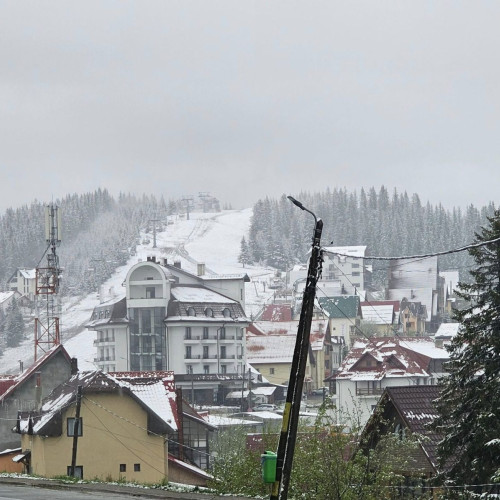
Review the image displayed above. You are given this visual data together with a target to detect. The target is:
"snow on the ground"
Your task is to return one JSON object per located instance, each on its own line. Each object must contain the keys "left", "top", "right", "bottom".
{"left": 1, "top": 209, "right": 277, "bottom": 374}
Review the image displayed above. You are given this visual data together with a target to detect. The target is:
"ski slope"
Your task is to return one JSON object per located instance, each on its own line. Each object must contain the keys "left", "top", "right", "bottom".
{"left": 1, "top": 209, "right": 277, "bottom": 374}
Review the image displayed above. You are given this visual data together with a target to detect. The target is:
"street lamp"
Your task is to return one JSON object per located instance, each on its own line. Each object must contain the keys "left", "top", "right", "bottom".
{"left": 271, "top": 197, "right": 323, "bottom": 500}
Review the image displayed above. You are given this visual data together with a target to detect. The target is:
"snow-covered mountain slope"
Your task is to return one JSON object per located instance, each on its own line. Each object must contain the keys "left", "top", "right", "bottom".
{"left": 1, "top": 209, "right": 277, "bottom": 374}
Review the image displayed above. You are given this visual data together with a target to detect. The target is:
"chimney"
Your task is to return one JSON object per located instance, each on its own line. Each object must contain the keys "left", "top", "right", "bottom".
{"left": 163, "top": 258, "right": 168, "bottom": 266}
{"left": 435, "top": 338, "right": 444, "bottom": 349}
{"left": 19, "top": 360, "right": 23, "bottom": 374}
{"left": 71, "top": 357, "right": 79, "bottom": 375}
{"left": 197, "top": 263, "right": 206, "bottom": 276}
{"left": 174, "top": 261, "right": 181, "bottom": 269}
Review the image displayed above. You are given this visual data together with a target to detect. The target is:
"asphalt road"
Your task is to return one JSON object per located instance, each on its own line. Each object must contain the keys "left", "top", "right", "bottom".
{"left": 0, "top": 477, "right": 255, "bottom": 500}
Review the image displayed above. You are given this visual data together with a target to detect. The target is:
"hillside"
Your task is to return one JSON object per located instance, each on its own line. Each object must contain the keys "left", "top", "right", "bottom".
{"left": 0, "top": 208, "right": 277, "bottom": 374}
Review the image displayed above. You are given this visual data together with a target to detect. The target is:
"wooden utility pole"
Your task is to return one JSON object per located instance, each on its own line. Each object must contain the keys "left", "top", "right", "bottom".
{"left": 270, "top": 197, "right": 323, "bottom": 500}
{"left": 70, "top": 385, "right": 83, "bottom": 477}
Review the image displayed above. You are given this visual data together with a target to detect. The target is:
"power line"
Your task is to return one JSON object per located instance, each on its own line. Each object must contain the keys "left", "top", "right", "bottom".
{"left": 322, "top": 235, "right": 500, "bottom": 261}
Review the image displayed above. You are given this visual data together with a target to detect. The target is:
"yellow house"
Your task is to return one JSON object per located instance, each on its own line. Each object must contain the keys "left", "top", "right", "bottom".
{"left": 16, "top": 371, "right": 175, "bottom": 483}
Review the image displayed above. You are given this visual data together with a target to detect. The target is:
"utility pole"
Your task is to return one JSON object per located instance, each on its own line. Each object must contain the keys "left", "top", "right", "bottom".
{"left": 70, "top": 385, "right": 83, "bottom": 477}
{"left": 270, "top": 197, "right": 323, "bottom": 500}
{"left": 149, "top": 218, "right": 160, "bottom": 248}
{"left": 181, "top": 197, "right": 193, "bottom": 220}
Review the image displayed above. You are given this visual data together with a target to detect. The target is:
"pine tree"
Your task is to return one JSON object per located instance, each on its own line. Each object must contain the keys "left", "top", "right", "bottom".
{"left": 434, "top": 209, "right": 500, "bottom": 489}
{"left": 5, "top": 297, "right": 24, "bottom": 348}
{"left": 238, "top": 237, "right": 251, "bottom": 268}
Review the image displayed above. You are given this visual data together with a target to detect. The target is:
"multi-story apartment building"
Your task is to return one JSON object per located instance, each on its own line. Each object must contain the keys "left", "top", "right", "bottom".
{"left": 320, "top": 246, "right": 369, "bottom": 296}
{"left": 87, "top": 257, "right": 250, "bottom": 404}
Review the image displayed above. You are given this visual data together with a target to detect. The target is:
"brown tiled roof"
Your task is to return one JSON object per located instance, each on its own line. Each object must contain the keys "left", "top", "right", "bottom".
{"left": 385, "top": 385, "right": 441, "bottom": 470}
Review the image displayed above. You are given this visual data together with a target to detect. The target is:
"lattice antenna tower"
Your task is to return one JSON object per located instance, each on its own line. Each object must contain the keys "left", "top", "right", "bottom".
{"left": 34, "top": 204, "right": 62, "bottom": 361}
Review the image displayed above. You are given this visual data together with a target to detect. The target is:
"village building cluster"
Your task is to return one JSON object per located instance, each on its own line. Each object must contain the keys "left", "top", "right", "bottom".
{"left": 0, "top": 245, "right": 463, "bottom": 487}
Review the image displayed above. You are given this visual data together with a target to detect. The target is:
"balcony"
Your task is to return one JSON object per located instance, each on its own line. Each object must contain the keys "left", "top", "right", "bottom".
{"left": 184, "top": 354, "right": 202, "bottom": 360}
{"left": 356, "top": 387, "right": 383, "bottom": 396}
{"left": 93, "top": 338, "right": 115, "bottom": 345}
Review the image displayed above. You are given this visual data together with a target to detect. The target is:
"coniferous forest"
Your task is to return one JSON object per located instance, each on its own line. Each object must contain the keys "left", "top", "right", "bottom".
{"left": 0, "top": 189, "right": 178, "bottom": 296}
{"left": 247, "top": 187, "right": 496, "bottom": 285}
{"left": 0, "top": 186, "right": 495, "bottom": 298}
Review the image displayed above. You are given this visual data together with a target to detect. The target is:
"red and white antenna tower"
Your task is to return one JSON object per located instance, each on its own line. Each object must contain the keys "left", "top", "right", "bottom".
{"left": 34, "top": 204, "right": 62, "bottom": 361}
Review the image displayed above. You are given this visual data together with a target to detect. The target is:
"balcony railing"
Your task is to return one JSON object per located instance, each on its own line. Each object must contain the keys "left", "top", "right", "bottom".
{"left": 185, "top": 354, "right": 202, "bottom": 359}
{"left": 356, "top": 387, "right": 383, "bottom": 396}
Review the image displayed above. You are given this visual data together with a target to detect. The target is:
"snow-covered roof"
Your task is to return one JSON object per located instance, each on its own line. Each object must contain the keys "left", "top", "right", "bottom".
{"left": 334, "top": 336, "right": 449, "bottom": 381}
{"left": 435, "top": 322, "right": 460, "bottom": 338}
{"left": 171, "top": 286, "right": 236, "bottom": 304}
{"left": 203, "top": 414, "right": 258, "bottom": 428}
{"left": 17, "top": 370, "right": 180, "bottom": 435}
{"left": 19, "top": 269, "right": 36, "bottom": 280}
{"left": 323, "top": 246, "right": 367, "bottom": 258}
{"left": 360, "top": 304, "right": 395, "bottom": 325}
{"left": 246, "top": 335, "right": 296, "bottom": 364}
{"left": 0, "top": 291, "right": 15, "bottom": 304}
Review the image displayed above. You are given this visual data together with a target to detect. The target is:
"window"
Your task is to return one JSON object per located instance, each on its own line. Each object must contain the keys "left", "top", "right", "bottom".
{"left": 187, "top": 307, "right": 196, "bottom": 316}
{"left": 134, "top": 463, "right": 141, "bottom": 472}
{"left": 352, "top": 263, "right": 360, "bottom": 269}
{"left": 186, "top": 365, "right": 193, "bottom": 374}
{"left": 120, "top": 464, "right": 126, "bottom": 472}
{"left": 185, "top": 327, "right": 191, "bottom": 340}
{"left": 203, "top": 346, "right": 209, "bottom": 359}
{"left": 203, "top": 327, "right": 209, "bottom": 339}
{"left": 222, "top": 308, "right": 231, "bottom": 318}
{"left": 270, "top": 367, "right": 275, "bottom": 375}
{"left": 205, "top": 307, "right": 213, "bottom": 317}
{"left": 352, "top": 272, "right": 360, "bottom": 277}
{"left": 220, "top": 365, "right": 227, "bottom": 374}
{"left": 67, "top": 466, "right": 83, "bottom": 478}
{"left": 203, "top": 365, "right": 210, "bottom": 374}
{"left": 219, "top": 327, "right": 226, "bottom": 339}
{"left": 220, "top": 346, "right": 226, "bottom": 359}
{"left": 67, "top": 417, "right": 83, "bottom": 437}
{"left": 185, "top": 346, "right": 192, "bottom": 359}
{"left": 146, "top": 287, "right": 155, "bottom": 298}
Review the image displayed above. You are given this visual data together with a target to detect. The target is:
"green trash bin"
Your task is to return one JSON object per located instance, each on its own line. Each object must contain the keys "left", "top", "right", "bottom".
{"left": 261, "top": 450, "right": 277, "bottom": 483}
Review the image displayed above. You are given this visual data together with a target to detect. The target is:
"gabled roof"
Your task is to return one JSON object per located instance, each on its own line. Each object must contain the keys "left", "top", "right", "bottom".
{"left": 0, "top": 344, "right": 72, "bottom": 403}
{"left": 17, "top": 370, "right": 177, "bottom": 436}
{"left": 334, "top": 337, "right": 449, "bottom": 381}
{"left": 318, "top": 295, "right": 361, "bottom": 319}
{"left": 380, "top": 385, "right": 441, "bottom": 471}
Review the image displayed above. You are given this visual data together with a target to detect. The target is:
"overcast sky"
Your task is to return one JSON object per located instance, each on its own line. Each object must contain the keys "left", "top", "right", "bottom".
{"left": 1, "top": 1, "right": 500, "bottom": 213}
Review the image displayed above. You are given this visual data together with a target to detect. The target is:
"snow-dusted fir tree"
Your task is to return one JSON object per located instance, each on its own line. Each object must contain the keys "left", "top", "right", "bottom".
{"left": 434, "top": 209, "right": 500, "bottom": 489}
{"left": 238, "top": 237, "right": 250, "bottom": 268}
{"left": 5, "top": 297, "right": 24, "bottom": 348}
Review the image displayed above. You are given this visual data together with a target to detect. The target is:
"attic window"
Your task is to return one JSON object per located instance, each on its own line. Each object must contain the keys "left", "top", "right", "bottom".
{"left": 222, "top": 308, "right": 232, "bottom": 318}
{"left": 205, "top": 308, "right": 214, "bottom": 317}
{"left": 187, "top": 307, "right": 196, "bottom": 317}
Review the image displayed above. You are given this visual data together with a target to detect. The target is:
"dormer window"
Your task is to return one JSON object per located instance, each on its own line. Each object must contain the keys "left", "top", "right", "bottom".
{"left": 187, "top": 307, "right": 196, "bottom": 317}
{"left": 205, "top": 308, "right": 214, "bottom": 318}
{"left": 222, "top": 308, "right": 231, "bottom": 318}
